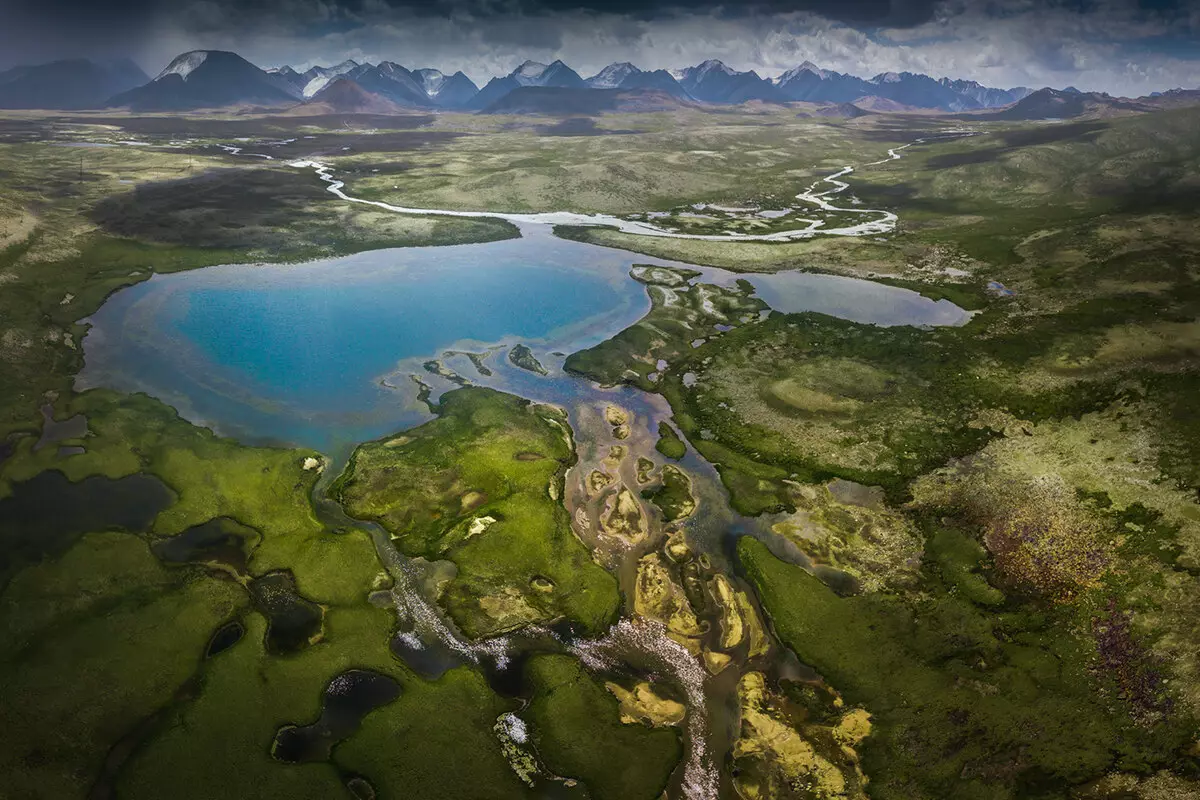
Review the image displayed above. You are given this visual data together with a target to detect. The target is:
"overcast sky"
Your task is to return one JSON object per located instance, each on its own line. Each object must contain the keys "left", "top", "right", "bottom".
{"left": 2, "top": 0, "right": 1198, "bottom": 95}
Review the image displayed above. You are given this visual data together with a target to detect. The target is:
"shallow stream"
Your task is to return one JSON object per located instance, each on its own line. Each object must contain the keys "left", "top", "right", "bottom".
{"left": 75, "top": 140, "right": 973, "bottom": 799}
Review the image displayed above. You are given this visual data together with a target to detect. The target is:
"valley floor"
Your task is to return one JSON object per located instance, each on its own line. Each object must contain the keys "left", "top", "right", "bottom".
{"left": 1, "top": 103, "right": 1199, "bottom": 800}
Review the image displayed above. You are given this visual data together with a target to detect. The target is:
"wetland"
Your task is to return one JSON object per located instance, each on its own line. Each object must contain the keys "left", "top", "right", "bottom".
{"left": 4, "top": 104, "right": 1200, "bottom": 800}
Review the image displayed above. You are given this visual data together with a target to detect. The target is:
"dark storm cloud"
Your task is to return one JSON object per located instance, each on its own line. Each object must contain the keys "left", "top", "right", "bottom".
{"left": 2, "top": 0, "right": 1198, "bottom": 94}
{"left": 2, "top": 0, "right": 944, "bottom": 34}
{"left": 0, "top": 0, "right": 941, "bottom": 69}
{"left": 0, "top": 0, "right": 159, "bottom": 66}
{"left": 374, "top": 0, "right": 943, "bottom": 27}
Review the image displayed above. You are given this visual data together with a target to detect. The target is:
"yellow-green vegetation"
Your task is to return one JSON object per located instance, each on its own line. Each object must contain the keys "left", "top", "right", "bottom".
{"left": 731, "top": 671, "right": 870, "bottom": 800}
{"left": 635, "top": 535, "right": 769, "bottom": 671}
{"left": 118, "top": 607, "right": 392, "bottom": 799}
{"left": 910, "top": 403, "right": 1200, "bottom": 716}
{"left": 605, "top": 680, "right": 687, "bottom": 727}
{"left": 347, "top": 107, "right": 908, "bottom": 215}
{"left": 657, "top": 315, "right": 998, "bottom": 514}
{"left": 641, "top": 463, "right": 697, "bottom": 521}
{"left": 0, "top": 532, "right": 245, "bottom": 799}
{"left": 1074, "top": 770, "right": 1200, "bottom": 799}
{"left": 7, "top": 101, "right": 1200, "bottom": 800}
{"left": 0, "top": 388, "right": 532, "bottom": 800}
{"left": 335, "top": 667, "right": 530, "bottom": 799}
{"left": 771, "top": 479, "right": 924, "bottom": 593}
{"left": 635, "top": 552, "right": 709, "bottom": 652}
{"left": 739, "top": 537, "right": 1198, "bottom": 799}
{"left": 556, "top": 225, "right": 908, "bottom": 278}
{"left": 0, "top": 386, "right": 405, "bottom": 797}
{"left": 565, "top": 266, "right": 766, "bottom": 390}
{"left": 1, "top": 390, "right": 381, "bottom": 605}
{"left": 118, "top": 603, "right": 533, "bottom": 799}
{"left": 334, "top": 387, "right": 619, "bottom": 637}
{"left": 655, "top": 421, "right": 687, "bottom": 460}
{"left": 523, "top": 654, "right": 682, "bottom": 800}
{"left": 653, "top": 111, "right": 1200, "bottom": 791}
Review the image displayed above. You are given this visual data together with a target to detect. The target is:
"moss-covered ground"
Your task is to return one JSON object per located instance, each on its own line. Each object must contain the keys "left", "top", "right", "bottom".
{"left": 523, "top": 654, "right": 683, "bottom": 800}
{"left": 5, "top": 103, "right": 1200, "bottom": 799}
{"left": 740, "top": 536, "right": 1198, "bottom": 799}
{"left": 655, "top": 421, "right": 687, "bottom": 460}
{"left": 555, "top": 104, "right": 1200, "bottom": 795}
{"left": 334, "top": 387, "right": 619, "bottom": 638}
{"left": 565, "top": 265, "right": 766, "bottom": 390}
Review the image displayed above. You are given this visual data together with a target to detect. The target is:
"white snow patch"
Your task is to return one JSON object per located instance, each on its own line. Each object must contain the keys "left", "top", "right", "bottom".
{"left": 587, "top": 62, "right": 638, "bottom": 88}
{"left": 156, "top": 51, "right": 208, "bottom": 82}
{"left": 513, "top": 60, "right": 548, "bottom": 85}
{"left": 302, "top": 75, "right": 334, "bottom": 98}
{"left": 416, "top": 69, "right": 446, "bottom": 97}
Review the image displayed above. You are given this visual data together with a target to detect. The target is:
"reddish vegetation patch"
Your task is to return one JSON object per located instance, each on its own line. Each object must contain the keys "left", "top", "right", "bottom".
{"left": 968, "top": 477, "right": 1114, "bottom": 601}
{"left": 983, "top": 505, "right": 1111, "bottom": 600}
{"left": 1090, "top": 598, "right": 1173, "bottom": 723}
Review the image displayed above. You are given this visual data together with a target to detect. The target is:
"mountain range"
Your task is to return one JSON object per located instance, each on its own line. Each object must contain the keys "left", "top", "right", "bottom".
{"left": 108, "top": 51, "right": 297, "bottom": 111}
{"left": 0, "top": 50, "right": 1150, "bottom": 117}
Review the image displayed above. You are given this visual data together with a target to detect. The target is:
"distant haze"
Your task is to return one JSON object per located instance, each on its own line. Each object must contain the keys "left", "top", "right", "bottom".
{"left": 2, "top": 0, "right": 1199, "bottom": 96}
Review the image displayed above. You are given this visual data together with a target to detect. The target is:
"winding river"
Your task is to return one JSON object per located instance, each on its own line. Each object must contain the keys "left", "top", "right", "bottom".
{"left": 80, "top": 129, "right": 976, "bottom": 799}
{"left": 286, "top": 129, "right": 976, "bottom": 242}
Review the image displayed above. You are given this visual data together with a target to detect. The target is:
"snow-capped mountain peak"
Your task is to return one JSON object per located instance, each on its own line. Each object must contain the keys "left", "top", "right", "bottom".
{"left": 375, "top": 61, "right": 410, "bottom": 78}
{"left": 513, "top": 60, "right": 549, "bottom": 85}
{"left": 586, "top": 62, "right": 640, "bottom": 88}
{"left": 775, "top": 60, "right": 830, "bottom": 85}
{"left": 301, "top": 59, "right": 363, "bottom": 98}
{"left": 414, "top": 68, "right": 446, "bottom": 97}
{"left": 695, "top": 59, "right": 735, "bottom": 77}
{"left": 156, "top": 51, "right": 208, "bottom": 82}
{"left": 873, "top": 71, "right": 903, "bottom": 84}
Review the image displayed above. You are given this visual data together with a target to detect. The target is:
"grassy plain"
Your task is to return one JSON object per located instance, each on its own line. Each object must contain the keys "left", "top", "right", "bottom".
{"left": 346, "top": 107, "right": 907, "bottom": 214}
{"left": 4, "top": 101, "right": 1200, "bottom": 799}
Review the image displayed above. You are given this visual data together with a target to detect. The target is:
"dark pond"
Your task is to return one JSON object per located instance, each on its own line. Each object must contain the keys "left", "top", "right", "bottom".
{"left": 249, "top": 570, "right": 324, "bottom": 654}
{"left": 272, "top": 669, "right": 401, "bottom": 763}
{"left": 206, "top": 620, "right": 246, "bottom": 657}
{"left": 0, "top": 470, "right": 172, "bottom": 582}
{"left": 152, "top": 516, "right": 257, "bottom": 572}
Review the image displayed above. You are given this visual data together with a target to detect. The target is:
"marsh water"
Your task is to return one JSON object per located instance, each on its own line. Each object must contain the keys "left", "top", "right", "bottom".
{"left": 79, "top": 226, "right": 968, "bottom": 454}
{"left": 75, "top": 220, "right": 971, "bottom": 799}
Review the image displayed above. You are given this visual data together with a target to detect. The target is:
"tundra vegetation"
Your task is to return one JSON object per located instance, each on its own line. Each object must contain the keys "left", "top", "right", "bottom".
{"left": 333, "top": 387, "right": 620, "bottom": 638}
{"left": 1, "top": 103, "right": 1199, "bottom": 799}
{"left": 566, "top": 105, "right": 1200, "bottom": 797}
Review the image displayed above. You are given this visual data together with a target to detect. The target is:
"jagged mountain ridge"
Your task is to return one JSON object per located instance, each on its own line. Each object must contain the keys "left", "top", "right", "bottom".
{"left": 0, "top": 49, "right": 1138, "bottom": 114}
{"left": 676, "top": 60, "right": 781, "bottom": 103}
{"left": 106, "top": 50, "right": 297, "bottom": 111}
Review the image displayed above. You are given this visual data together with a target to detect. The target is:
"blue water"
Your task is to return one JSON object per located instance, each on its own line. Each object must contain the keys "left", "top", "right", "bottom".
{"left": 175, "top": 264, "right": 619, "bottom": 404}
{"left": 79, "top": 230, "right": 971, "bottom": 453}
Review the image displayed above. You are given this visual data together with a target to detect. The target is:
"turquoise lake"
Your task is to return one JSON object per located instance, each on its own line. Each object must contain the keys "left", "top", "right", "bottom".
{"left": 79, "top": 230, "right": 972, "bottom": 452}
